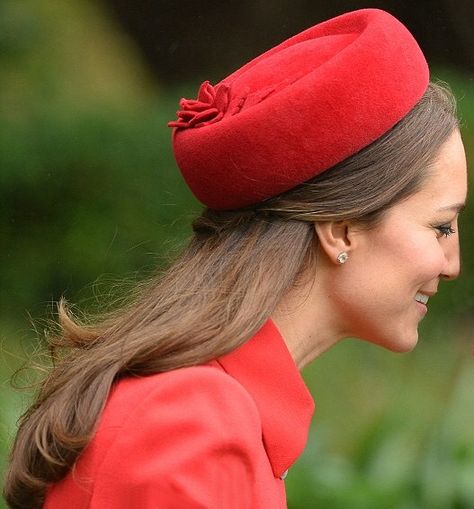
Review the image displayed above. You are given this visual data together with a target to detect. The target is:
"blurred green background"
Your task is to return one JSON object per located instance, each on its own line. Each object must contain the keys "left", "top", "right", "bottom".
{"left": 1, "top": 1, "right": 473, "bottom": 507}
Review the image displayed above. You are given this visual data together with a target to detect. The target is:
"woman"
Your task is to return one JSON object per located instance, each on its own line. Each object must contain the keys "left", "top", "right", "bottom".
{"left": 4, "top": 8, "right": 468, "bottom": 509}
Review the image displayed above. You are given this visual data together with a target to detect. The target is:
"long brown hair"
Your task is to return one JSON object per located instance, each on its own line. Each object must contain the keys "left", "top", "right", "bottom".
{"left": 4, "top": 82, "right": 458, "bottom": 508}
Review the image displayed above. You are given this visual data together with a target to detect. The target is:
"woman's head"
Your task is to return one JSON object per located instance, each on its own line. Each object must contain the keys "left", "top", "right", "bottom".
{"left": 309, "top": 128, "right": 466, "bottom": 354}
{"left": 198, "top": 82, "right": 465, "bottom": 357}
{"left": 168, "top": 9, "right": 465, "bottom": 357}
{"left": 167, "top": 10, "right": 464, "bottom": 359}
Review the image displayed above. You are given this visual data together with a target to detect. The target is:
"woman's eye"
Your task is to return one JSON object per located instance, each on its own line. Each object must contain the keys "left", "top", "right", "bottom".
{"left": 435, "top": 224, "right": 456, "bottom": 238}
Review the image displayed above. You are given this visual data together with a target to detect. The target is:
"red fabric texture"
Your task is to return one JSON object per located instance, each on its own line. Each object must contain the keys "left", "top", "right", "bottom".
{"left": 44, "top": 320, "right": 315, "bottom": 508}
{"left": 169, "top": 8, "right": 429, "bottom": 210}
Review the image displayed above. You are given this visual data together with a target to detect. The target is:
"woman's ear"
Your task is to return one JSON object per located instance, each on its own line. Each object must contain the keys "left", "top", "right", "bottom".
{"left": 314, "top": 221, "right": 354, "bottom": 265}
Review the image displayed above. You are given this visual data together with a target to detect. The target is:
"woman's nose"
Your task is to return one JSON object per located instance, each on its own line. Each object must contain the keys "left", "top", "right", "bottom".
{"left": 441, "top": 238, "right": 461, "bottom": 281}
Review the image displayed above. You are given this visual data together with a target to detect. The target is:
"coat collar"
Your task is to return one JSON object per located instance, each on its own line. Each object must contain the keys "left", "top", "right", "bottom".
{"left": 214, "top": 319, "right": 315, "bottom": 478}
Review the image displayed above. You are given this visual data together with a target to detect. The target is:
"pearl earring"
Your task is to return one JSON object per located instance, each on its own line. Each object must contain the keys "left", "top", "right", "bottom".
{"left": 337, "top": 252, "right": 348, "bottom": 264}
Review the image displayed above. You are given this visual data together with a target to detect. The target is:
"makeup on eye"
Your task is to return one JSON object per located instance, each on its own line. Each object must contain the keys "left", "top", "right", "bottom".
{"left": 430, "top": 206, "right": 463, "bottom": 238}
{"left": 434, "top": 224, "right": 456, "bottom": 238}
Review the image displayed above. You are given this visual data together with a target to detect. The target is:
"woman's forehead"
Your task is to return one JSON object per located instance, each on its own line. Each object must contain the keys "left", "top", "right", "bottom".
{"left": 424, "top": 131, "right": 467, "bottom": 200}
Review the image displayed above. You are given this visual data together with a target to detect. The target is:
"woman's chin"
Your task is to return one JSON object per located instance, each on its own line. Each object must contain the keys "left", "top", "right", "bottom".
{"left": 359, "top": 330, "right": 419, "bottom": 353}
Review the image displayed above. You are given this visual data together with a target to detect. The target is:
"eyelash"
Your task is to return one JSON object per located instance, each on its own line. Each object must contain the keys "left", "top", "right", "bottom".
{"left": 435, "top": 224, "right": 456, "bottom": 238}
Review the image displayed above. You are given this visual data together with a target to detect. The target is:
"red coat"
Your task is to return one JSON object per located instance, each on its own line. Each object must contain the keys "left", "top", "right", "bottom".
{"left": 44, "top": 320, "right": 315, "bottom": 508}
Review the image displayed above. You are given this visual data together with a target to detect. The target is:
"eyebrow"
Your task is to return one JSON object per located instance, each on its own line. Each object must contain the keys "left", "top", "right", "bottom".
{"left": 437, "top": 203, "right": 466, "bottom": 213}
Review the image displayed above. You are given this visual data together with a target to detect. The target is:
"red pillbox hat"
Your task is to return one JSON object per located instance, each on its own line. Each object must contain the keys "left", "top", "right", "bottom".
{"left": 169, "top": 8, "right": 429, "bottom": 210}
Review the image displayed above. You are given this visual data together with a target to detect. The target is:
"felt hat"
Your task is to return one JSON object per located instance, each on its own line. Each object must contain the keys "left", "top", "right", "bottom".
{"left": 169, "top": 8, "right": 429, "bottom": 210}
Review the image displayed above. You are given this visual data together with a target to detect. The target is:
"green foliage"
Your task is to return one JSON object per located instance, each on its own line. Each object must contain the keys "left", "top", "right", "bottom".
{"left": 1, "top": 95, "right": 201, "bottom": 323}
{"left": 286, "top": 337, "right": 474, "bottom": 509}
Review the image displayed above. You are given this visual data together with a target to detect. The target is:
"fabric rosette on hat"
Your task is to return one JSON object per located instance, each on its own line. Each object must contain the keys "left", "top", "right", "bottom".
{"left": 169, "top": 8, "right": 429, "bottom": 210}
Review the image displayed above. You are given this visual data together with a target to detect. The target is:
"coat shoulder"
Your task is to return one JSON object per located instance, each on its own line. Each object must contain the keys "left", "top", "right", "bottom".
{"left": 104, "top": 363, "right": 260, "bottom": 430}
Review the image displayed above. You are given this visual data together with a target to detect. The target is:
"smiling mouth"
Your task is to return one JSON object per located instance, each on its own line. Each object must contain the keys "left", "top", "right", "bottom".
{"left": 415, "top": 293, "right": 429, "bottom": 305}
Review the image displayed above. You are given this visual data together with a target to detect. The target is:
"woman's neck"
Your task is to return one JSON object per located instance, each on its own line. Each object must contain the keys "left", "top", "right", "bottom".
{"left": 271, "top": 273, "right": 344, "bottom": 370}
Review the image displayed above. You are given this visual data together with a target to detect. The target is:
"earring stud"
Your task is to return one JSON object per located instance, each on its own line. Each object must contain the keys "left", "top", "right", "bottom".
{"left": 337, "top": 252, "right": 348, "bottom": 264}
